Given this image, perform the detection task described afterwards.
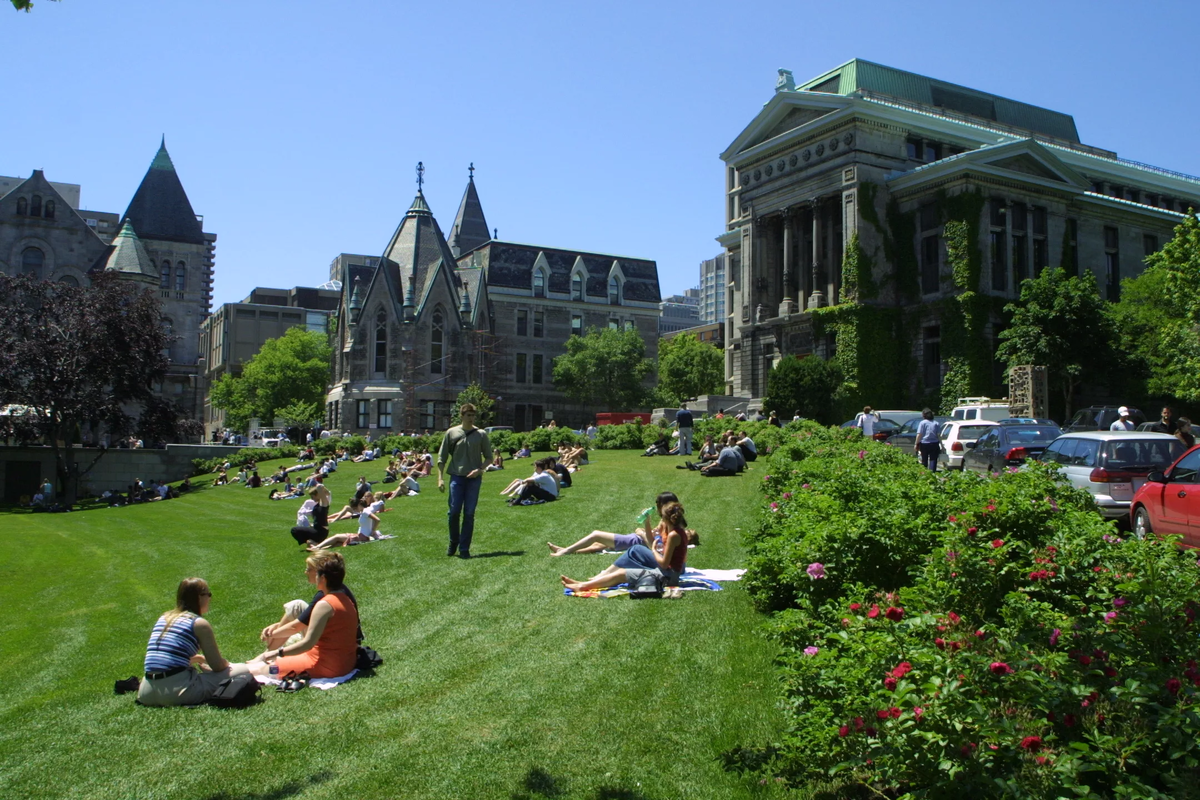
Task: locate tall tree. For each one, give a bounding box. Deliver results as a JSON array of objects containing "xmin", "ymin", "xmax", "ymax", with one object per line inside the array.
[
  {"xmin": 763, "ymin": 355, "xmax": 842, "ymax": 425},
  {"xmin": 552, "ymin": 327, "xmax": 653, "ymax": 412},
  {"xmin": 0, "ymin": 273, "xmax": 171, "ymax": 504},
  {"xmin": 996, "ymin": 268, "xmax": 1115, "ymax": 418},
  {"xmin": 1111, "ymin": 213, "xmax": 1200, "ymax": 403},
  {"xmin": 656, "ymin": 332, "xmax": 724, "ymax": 405},
  {"xmin": 451, "ymin": 383, "xmax": 495, "ymax": 427},
  {"xmin": 210, "ymin": 327, "xmax": 332, "ymax": 432}
]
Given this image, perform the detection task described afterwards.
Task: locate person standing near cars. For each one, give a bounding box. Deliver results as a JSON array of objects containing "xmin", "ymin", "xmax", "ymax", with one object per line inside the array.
[
  {"xmin": 1148, "ymin": 406, "xmax": 1178, "ymax": 435},
  {"xmin": 437, "ymin": 403, "xmax": 494, "ymax": 559},
  {"xmin": 913, "ymin": 408, "xmax": 941, "ymax": 472},
  {"xmin": 855, "ymin": 406, "xmax": 880, "ymax": 439},
  {"xmin": 1109, "ymin": 406, "xmax": 1136, "ymax": 431},
  {"xmin": 675, "ymin": 403, "xmax": 694, "ymax": 457}
]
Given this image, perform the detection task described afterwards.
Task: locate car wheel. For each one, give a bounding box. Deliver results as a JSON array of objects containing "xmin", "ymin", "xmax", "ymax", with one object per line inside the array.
[{"xmin": 1132, "ymin": 506, "xmax": 1152, "ymax": 539}]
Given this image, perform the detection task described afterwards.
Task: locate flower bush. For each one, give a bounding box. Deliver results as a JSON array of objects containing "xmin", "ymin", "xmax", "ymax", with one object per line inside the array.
[{"xmin": 736, "ymin": 425, "xmax": 1200, "ymax": 798}]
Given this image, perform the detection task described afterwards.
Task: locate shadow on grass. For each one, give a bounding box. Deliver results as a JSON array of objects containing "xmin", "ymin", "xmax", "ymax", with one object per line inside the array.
[
  {"xmin": 469, "ymin": 550, "xmax": 526, "ymax": 559},
  {"xmin": 201, "ymin": 769, "xmax": 333, "ymax": 800},
  {"xmin": 510, "ymin": 767, "xmax": 648, "ymax": 800}
]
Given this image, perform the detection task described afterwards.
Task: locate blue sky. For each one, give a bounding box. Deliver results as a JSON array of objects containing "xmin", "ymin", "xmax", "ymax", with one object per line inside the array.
[{"xmin": 7, "ymin": 0, "xmax": 1200, "ymax": 305}]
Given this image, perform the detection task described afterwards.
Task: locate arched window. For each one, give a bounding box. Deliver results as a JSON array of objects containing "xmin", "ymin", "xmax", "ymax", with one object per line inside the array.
[
  {"xmin": 160, "ymin": 260, "xmax": 171, "ymax": 288},
  {"xmin": 44, "ymin": 200, "xmax": 55, "ymax": 219},
  {"xmin": 58, "ymin": 275, "xmax": 80, "ymax": 287},
  {"xmin": 21, "ymin": 247, "xmax": 44, "ymax": 275},
  {"xmin": 30, "ymin": 195, "xmax": 42, "ymax": 217},
  {"xmin": 431, "ymin": 308, "xmax": 444, "ymax": 374},
  {"xmin": 571, "ymin": 273, "xmax": 583, "ymax": 301},
  {"xmin": 16, "ymin": 197, "xmax": 27, "ymax": 215},
  {"xmin": 374, "ymin": 310, "xmax": 387, "ymax": 376},
  {"xmin": 608, "ymin": 276, "xmax": 621, "ymax": 305},
  {"xmin": 533, "ymin": 268, "xmax": 546, "ymax": 298},
  {"xmin": 175, "ymin": 262, "xmax": 186, "ymax": 291}
]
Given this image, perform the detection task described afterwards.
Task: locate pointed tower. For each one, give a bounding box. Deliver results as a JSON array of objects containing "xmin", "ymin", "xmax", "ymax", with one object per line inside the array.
[
  {"xmin": 121, "ymin": 138, "xmax": 206, "ymax": 245},
  {"xmin": 448, "ymin": 163, "xmax": 491, "ymax": 257},
  {"xmin": 99, "ymin": 221, "xmax": 159, "ymax": 288}
]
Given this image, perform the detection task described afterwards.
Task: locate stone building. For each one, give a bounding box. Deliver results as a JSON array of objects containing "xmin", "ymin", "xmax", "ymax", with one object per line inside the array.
[
  {"xmin": 0, "ymin": 140, "xmax": 216, "ymax": 421},
  {"xmin": 327, "ymin": 170, "xmax": 661, "ymax": 433},
  {"xmin": 659, "ymin": 289, "xmax": 702, "ymax": 335},
  {"xmin": 718, "ymin": 59, "xmax": 1199, "ymax": 404}
]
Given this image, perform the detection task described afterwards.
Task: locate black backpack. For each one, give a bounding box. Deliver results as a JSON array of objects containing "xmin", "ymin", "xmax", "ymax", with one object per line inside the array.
[
  {"xmin": 356, "ymin": 645, "xmax": 383, "ymax": 672},
  {"xmin": 207, "ymin": 673, "xmax": 262, "ymax": 709},
  {"xmin": 626, "ymin": 568, "xmax": 665, "ymax": 599}
]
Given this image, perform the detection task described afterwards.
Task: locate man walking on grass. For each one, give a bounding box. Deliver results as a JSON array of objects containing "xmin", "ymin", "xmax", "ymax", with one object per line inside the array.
[
  {"xmin": 437, "ymin": 403, "xmax": 493, "ymax": 559},
  {"xmin": 675, "ymin": 402, "xmax": 694, "ymax": 456}
]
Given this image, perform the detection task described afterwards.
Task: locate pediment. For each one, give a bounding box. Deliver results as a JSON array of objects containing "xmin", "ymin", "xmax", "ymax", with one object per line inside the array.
[
  {"xmin": 989, "ymin": 154, "xmax": 1066, "ymax": 181},
  {"xmin": 757, "ymin": 107, "xmax": 836, "ymax": 146},
  {"xmin": 723, "ymin": 93, "xmax": 852, "ymax": 161},
  {"xmin": 972, "ymin": 140, "xmax": 1090, "ymax": 188}
]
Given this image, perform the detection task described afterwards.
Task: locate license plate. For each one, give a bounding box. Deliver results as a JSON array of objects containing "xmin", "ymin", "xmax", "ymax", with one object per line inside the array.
[{"xmin": 1110, "ymin": 483, "xmax": 1132, "ymax": 500}]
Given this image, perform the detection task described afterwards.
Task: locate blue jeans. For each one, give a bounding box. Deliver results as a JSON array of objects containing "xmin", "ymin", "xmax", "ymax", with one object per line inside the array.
[{"xmin": 447, "ymin": 473, "xmax": 482, "ymax": 555}]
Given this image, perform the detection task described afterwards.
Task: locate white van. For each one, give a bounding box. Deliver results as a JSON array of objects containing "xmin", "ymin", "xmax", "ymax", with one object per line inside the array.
[{"xmin": 950, "ymin": 397, "xmax": 1011, "ymax": 422}]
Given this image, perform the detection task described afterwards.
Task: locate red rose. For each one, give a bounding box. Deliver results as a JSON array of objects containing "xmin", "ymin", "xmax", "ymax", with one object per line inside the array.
[
  {"xmin": 849, "ymin": 602, "xmax": 861, "ymax": 611},
  {"xmin": 884, "ymin": 676, "xmax": 897, "ymax": 691},
  {"xmin": 1063, "ymin": 713, "xmax": 1076, "ymax": 727},
  {"xmin": 867, "ymin": 604, "xmax": 880, "ymax": 619},
  {"xmin": 948, "ymin": 612, "xmax": 961, "ymax": 625},
  {"xmin": 885, "ymin": 606, "xmax": 905, "ymax": 622},
  {"xmin": 1104, "ymin": 667, "xmax": 1117, "ymax": 678},
  {"xmin": 1079, "ymin": 655, "xmax": 1092, "ymax": 666},
  {"xmin": 991, "ymin": 539, "xmax": 1004, "ymax": 548},
  {"xmin": 1035, "ymin": 756, "xmax": 1050, "ymax": 766},
  {"xmin": 935, "ymin": 638, "xmax": 946, "ymax": 650},
  {"xmin": 889, "ymin": 706, "xmax": 902, "ymax": 719},
  {"xmin": 892, "ymin": 662, "xmax": 913, "ymax": 678},
  {"xmin": 960, "ymin": 742, "xmax": 976, "ymax": 757},
  {"xmin": 1167, "ymin": 678, "xmax": 1182, "ymax": 696},
  {"xmin": 1019, "ymin": 736, "xmax": 1042, "ymax": 752},
  {"xmin": 967, "ymin": 527, "xmax": 977, "ymax": 536},
  {"xmin": 853, "ymin": 716, "xmax": 864, "ymax": 731},
  {"xmin": 876, "ymin": 709, "xmax": 890, "ymax": 720},
  {"xmin": 990, "ymin": 662, "xmax": 1013, "ymax": 676},
  {"xmin": 838, "ymin": 725, "xmax": 850, "ymax": 738},
  {"xmin": 975, "ymin": 630, "xmax": 986, "ymax": 639},
  {"xmin": 865, "ymin": 727, "xmax": 877, "ymax": 736}
]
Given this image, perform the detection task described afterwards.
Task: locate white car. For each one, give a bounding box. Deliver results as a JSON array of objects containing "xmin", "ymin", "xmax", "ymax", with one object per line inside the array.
[
  {"xmin": 937, "ymin": 419, "xmax": 999, "ymax": 470},
  {"xmin": 1037, "ymin": 431, "xmax": 1185, "ymax": 520}
]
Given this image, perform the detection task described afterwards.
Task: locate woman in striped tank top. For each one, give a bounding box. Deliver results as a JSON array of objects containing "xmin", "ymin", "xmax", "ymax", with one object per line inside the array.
[{"xmin": 137, "ymin": 578, "xmax": 251, "ymax": 706}]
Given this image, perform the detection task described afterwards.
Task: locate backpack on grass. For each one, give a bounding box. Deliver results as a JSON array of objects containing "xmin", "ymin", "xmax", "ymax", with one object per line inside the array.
[
  {"xmin": 207, "ymin": 673, "xmax": 262, "ymax": 709},
  {"xmin": 626, "ymin": 568, "xmax": 665, "ymax": 599}
]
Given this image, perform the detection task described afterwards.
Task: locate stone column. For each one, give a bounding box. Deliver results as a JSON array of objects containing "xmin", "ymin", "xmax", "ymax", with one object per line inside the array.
[
  {"xmin": 807, "ymin": 198, "xmax": 826, "ymax": 309},
  {"xmin": 779, "ymin": 208, "xmax": 797, "ymax": 316}
]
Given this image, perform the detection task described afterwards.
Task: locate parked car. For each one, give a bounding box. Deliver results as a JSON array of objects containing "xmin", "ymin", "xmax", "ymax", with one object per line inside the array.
[
  {"xmin": 1040, "ymin": 432, "xmax": 1185, "ymax": 521},
  {"xmin": 996, "ymin": 418, "xmax": 1058, "ymax": 426},
  {"xmin": 950, "ymin": 397, "xmax": 1011, "ymax": 422},
  {"xmin": 1130, "ymin": 444, "xmax": 1200, "ymax": 546},
  {"xmin": 936, "ymin": 420, "xmax": 999, "ymax": 471},
  {"xmin": 961, "ymin": 423, "xmax": 1062, "ymax": 474},
  {"xmin": 1063, "ymin": 406, "xmax": 1145, "ymax": 433},
  {"xmin": 484, "ymin": 426, "xmax": 514, "ymax": 435},
  {"xmin": 839, "ymin": 417, "xmax": 902, "ymax": 441},
  {"xmin": 875, "ymin": 409, "xmax": 924, "ymax": 427},
  {"xmin": 885, "ymin": 416, "xmax": 950, "ymax": 449}
]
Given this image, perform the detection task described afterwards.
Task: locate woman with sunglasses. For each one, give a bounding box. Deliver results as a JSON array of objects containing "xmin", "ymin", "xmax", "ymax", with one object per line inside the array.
[{"xmin": 138, "ymin": 578, "xmax": 250, "ymax": 706}]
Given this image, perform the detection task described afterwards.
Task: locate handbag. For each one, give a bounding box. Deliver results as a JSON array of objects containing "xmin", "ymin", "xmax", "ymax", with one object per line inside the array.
[
  {"xmin": 356, "ymin": 645, "xmax": 383, "ymax": 672},
  {"xmin": 625, "ymin": 568, "xmax": 664, "ymax": 599},
  {"xmin": 207, "ymin": 672, "xmax": 262, "ymax": 708}
]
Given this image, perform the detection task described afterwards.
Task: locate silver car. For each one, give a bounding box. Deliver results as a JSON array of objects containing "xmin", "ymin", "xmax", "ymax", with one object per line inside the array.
[
  {"xmin": 1037, "ymin": 431, "xmax": 1186, "ymax": 519},
  {"xmin": 936, "ymin": 420, "xmax": 999, "ymax": 470}
]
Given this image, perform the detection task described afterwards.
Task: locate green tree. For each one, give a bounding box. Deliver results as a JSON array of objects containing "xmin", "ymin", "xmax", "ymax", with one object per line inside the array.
[
  {"xmin": 11, "ymin": 0, "xmax": 58, "ymax": 10},
  {"xmin": 655, "ymin": 332, "xmax": 724, "ymax": 405},
  {"xmin": 996, "ymin": 268, "xmax": 1115, "ymax": 418},
  {"xmin": 276, "ymin": 400, "xmax": 322, "ymax": 430},
  {"xmin": 1111, "ymin": 213, "xmax": 1200, "ymax": 403},
  {"xmin": 552, "ymin": 327, "xmax": 653, "ymax": 412},
  {"xmin": 210, "ymin": 327, "xmax": 332, "ymax": 432},
  {"xmin": 451, "ymin": 383, "xmax": 495, "ymax": 427},
  {"xmin": 762, "ymin": 355, "xmax": 842, "ymax": 425}
]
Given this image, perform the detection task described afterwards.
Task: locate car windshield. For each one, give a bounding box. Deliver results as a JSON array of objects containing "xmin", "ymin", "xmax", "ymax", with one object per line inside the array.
[
  {"xmin": 1102, "ymin": 439, "xmax": 1185, "ymax": 470},
  {"xmin": 957, "ymin": 424, "xmax": 994, "ymax": 441},
  {"xmin": 1069, "ymin": 410, "xmax": 1096, "ymax": 427},
  {"xmin": 1006, "ymin": 426, "xmax": 1061, "ymax": 443}
]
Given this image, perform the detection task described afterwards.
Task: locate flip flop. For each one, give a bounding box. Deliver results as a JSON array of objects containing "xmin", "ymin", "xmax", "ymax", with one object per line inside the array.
[
  {"xmin": 276, "ymin": 671, "xmax": 297, "ymax": 692},
  {"xmin": 294, "ymin": 671, "xmax": 311, "ymax": 692}
]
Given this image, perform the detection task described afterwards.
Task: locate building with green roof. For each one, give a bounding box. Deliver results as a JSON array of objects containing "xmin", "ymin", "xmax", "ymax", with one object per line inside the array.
[{"xmin": 718, "ymin": 59, "xmax": 1199, "ymax": 407}]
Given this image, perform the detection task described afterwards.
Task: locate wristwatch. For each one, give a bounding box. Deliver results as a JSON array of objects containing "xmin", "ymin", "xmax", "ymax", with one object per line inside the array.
[{"xmin": 277, "ymin": 648, "xmax": 285, "ymax": 660}]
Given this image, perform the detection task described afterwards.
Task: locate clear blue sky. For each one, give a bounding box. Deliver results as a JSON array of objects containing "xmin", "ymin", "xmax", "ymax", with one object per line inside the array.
[{"xmin": 7, "ymin": 0, "xmax": 1200, "ymax": 305}]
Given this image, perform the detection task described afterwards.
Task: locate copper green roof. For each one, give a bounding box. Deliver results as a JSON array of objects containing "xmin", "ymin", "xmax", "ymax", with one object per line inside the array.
[
  {"xmin": 797, "ymin": 59, "xmax": 1080, "ymax": 143},
  {"xmin": 102, "ymin": 221, "xmax": 157, "ymax": 279}
]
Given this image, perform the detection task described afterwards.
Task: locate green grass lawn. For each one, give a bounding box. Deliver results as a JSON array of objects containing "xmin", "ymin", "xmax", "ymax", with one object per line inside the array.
[{"xmin": 0, "ymin": 451, "xmax": 788, "ymax": 800}]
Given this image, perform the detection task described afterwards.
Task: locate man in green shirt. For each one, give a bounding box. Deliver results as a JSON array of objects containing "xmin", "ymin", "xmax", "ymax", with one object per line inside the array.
[{"xmin": 436, "ymin": 403, "xmax": 494, "ymax": 559}]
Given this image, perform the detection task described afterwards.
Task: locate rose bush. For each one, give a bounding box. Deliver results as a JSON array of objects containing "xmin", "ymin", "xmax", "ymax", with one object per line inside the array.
[{"xmin": 736, "ymin": 424, "xmax": 1200, "ymax": 798}]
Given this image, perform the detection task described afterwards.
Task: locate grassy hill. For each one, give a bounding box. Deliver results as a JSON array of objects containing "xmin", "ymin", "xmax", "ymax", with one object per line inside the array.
[{"xmin": 0, "ymin": 451, "xmax": 788, "ymax": 800}]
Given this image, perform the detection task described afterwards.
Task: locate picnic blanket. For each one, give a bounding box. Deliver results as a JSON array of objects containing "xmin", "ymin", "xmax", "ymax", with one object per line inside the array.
[
  {"xmin": 347, "ymin": 534, "xmax": 396, "ymax": 545},
  {"xmin": 563, "ymin": 568, "xmax": 741, "ymax": 598},
  {"xmin": 254, "ymin": 669, "xmax": 359, "ymax": 690}
]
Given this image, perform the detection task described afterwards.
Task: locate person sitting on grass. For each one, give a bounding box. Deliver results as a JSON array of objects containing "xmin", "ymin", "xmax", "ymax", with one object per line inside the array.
[
  {"xmin": 485, "ymin": 452, "xmax": 505, "ymax": 472},
  {"xmin": 306, "ymin": 505, "xmax": 381, "ymax": 550},
  {"xmin": 697, "ymin": 434, "xmax": 720, "ymax": 463},
  {"xmin": 560, "ymin": 502, "xmax": 690, "ymax": 592},
  {"xmin": 692, "ymin": 434, "xmax": 744, "ymax": 476},
  {"xmin": 557, "ymin": 443, "xmax": 587, "ymax": 470},
  {"xmin": 504, "ymin": 457, "xmax": 560, "ymax": 505},
  {"xmin": 328, "ymin": 496, "xmax": 364, "ymax": 523},
  {"xmin": 259, "ymin": 551, "xmax": 362, "ymax": 652},
  {"xmin": 549, "ymin": 491, "xmax": 682, "ymax": 556},
  {"xmin": 214, "ymin": 469, "xmax": 229, "ymax": 486},
  {"xmin": 137, "ymin": 577, "xmax": 251, "ymax": 706},
  {"xmin": 246, "ymin": 471, "xmax": 262, "ymax": 489},
  {"xmin": 248, "ymin": 553, "xmax": 360, "ymax": 680},
  {"xmin": 514, "ymin": 445, "xmax": 532, "ymax": 459},
  {"xmin": 382, "ymin": 461, "xmax": 399, "ymax": 483}
]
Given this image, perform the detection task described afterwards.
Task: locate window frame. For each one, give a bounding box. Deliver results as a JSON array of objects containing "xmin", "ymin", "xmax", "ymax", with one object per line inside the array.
[{"xmin": 356, "ymin": 400, "xmax": 370, "ymax": 429}]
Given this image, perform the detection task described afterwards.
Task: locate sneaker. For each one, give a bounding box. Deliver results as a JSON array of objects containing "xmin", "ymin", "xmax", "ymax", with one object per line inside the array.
[
  {"xmin": 447, "ymin": 544, "xmax": 458, "ymax": 556},
  {"xmin": 114, "ymin": 676, "xmax": 140, "ymax": 695}
]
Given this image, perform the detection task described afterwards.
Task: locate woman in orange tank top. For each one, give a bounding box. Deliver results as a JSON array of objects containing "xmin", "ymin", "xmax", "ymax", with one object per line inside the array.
[{"xmin": 249, "ymin": 554, "xmax": 359, "ymax": 679}]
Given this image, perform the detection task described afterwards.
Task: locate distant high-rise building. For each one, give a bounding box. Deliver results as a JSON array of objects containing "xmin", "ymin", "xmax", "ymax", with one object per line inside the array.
[
  {"xmin": 659, "ymin": 287, "xmax": 701, "ymax": 334},
  {"xmin": 699, "ymin": 254, "xmax": 726, "ymax": 324}
]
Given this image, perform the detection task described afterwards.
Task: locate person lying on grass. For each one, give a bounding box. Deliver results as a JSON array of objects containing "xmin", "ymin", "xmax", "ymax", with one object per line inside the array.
[
  {"xmin": 328, "ymin": 496, "xmax": 364, "ymax": 523},
  {"xmin": 306, "ymin": 505, "xmax": 380, "ymax": 550},
  {"xmin": 138, "ymin": 577, "xmax": 252, "ymax": 707},
  {"xmin": 249, "ymin": 553, "xmax": 360, "ymax": 680},
  {"xmin": 560, "ymin": 501, "xmax": 690, "ymax": 592},
  {"xmin": 259, "ymin": 551, "xmax": 362, "ymax": 651},
  {"xmin": 549, "ymin": 491, "xmax": 680, "ymax": 556}
]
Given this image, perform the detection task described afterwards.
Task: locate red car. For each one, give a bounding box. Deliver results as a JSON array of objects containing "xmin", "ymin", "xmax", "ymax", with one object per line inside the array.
[{"xmin": 1129, "ymin": 444, "xmax": 1200, "ymax": 548}]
